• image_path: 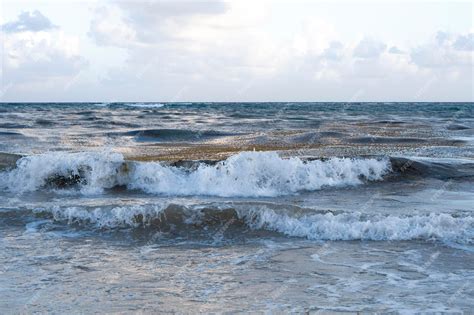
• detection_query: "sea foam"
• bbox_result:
[122,103,165,108]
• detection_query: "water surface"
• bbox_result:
[1,102,473,313]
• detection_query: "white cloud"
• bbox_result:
[88,6,136,47]
[88,0,286,85]
[1,10,87,97]
[85,0,472,101]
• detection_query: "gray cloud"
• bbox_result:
[436,31,449,45]
[410,47,449,68]
[410,31,472,68]
[353,38,386,58]
[453,33,474,51]
[388,46,403,54]
[2,10,57,33]
[321,41,344,61]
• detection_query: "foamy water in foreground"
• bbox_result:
[1,103,473,312]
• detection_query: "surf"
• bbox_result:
[0,151,391,197]
[24,202,474,245]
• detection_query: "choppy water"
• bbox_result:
[0,103,473,313]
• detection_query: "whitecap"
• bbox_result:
[0,151,391,197]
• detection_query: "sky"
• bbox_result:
[1,0,473,102]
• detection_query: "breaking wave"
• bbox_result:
[29,203,474,244]
[0,151,390,197]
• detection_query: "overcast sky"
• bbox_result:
[1,0,473,102]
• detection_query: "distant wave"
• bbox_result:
[0,151,390,197]
[93,103,165,108]
[122,103,165,108]
[29,203,474,244]
[112,128,238,142]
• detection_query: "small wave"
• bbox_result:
[122,103,165,108]
[92,103,109,107]
[446,124,470,131]
[250,208,473,244]
[0,123,29,129]
[35,119,55,126]
[0,131,24,136]
[92,103,165,109]
[453,136,474,144]
[31,203,474,244]
[115,128,237,142]
[350,137,427,144]
[0,151,390,197]
[390,156,474,179]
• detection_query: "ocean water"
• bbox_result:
[0,102,473,313]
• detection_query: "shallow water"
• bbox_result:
[0,103,473,313]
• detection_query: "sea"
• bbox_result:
[0,102,473,313]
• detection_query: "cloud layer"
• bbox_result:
[1,1,473,101]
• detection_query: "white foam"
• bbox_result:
[0,151,127,194]
[129,152,390,197]
[123,103,165,108]
[32,204,474,244]
[35,204,168,228]
[241,207,474,243]
[0,151,391,197]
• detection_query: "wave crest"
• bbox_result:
[0,151,391,197]
[0,151,127,194]
[31,203,474,244]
